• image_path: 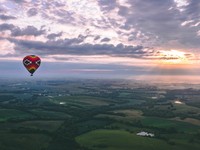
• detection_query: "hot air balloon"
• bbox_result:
[23,55,41,76]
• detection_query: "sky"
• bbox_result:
[0,0,200,82]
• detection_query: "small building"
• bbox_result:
[136,131,154,137]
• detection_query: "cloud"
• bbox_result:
[0,8,4,13]
[47,32,62,40]
[183,0,200,19]
[11,26,46,36]
[101,37,111,42]
[0,23,45,37]
[0,14,16,20]
[94,36,101,41]
[10,0,25,3]
[27,8,38,17]
[98,0,117,11]
[0,0,200,80]
[0,23,15,31]
[0,39,15,55]
[0,0,200,64]
[117,0,200,48]
[7,36,151,58]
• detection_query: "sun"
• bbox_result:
[156,50,191,65]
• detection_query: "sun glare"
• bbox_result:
[156,50,191,65]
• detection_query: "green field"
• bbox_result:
[171,117,200,126]
[95,109,143,122]
[29,109,71,119]
[51,96,110,106]
[0,133,51,150]
[173,102,200,115]
[113,109,143,118]
[0,109,35,122]
[141,117,200,133]
[76,129,200,150]
[18,120,64,132]
[0,80,200,150]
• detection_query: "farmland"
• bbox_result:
[0,79,200,150]
[76,129,200,150]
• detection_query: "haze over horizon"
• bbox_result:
[0,0,200,82]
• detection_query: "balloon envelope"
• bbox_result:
[23,55,41,76]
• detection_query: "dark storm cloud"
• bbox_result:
[0,23,15,31]
[0,14,16,20]
[27,8,38,17]
[7,37,149,58]
[11,26,45,36]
